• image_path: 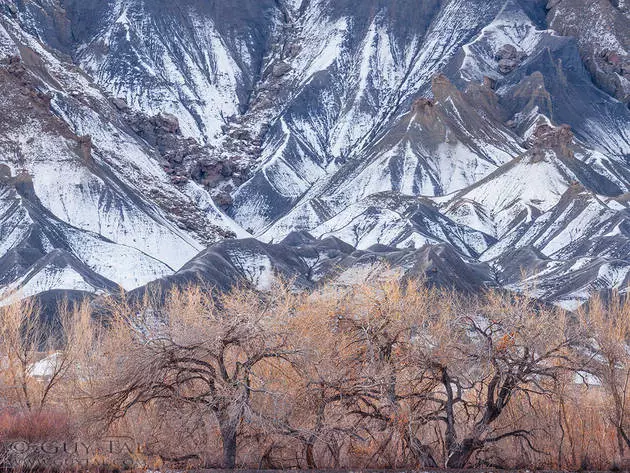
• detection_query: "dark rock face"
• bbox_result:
[1,0,630,307]
[530,123,574,158]
[547,0,630,104]
[495,44,528,74]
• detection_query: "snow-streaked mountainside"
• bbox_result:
[1,0,630,308]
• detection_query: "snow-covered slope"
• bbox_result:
[2,0,630,306]
[0,5,246,299]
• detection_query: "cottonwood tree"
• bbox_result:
[0,297,87,412]
[287,278,447,468]
[97,284,298,468]
[320,281,580,468]
[284,285,379,468]
[337,279,444,468]
[579,292,630,457]
[408,291,580,468]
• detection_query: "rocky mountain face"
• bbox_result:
[0,0,629,308]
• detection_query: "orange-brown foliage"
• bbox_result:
[1,278,630,471]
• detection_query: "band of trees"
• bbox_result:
[1,278,630,471]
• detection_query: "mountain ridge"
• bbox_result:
[1,0,629,308]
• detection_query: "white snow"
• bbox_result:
[0,21,18,59]
[79,5,244,141]
[0,266,100,304]
[28,353,63,378]
[2,0,630,309]
[453,151,573,239]
[461,1,552,82]
[228,250,275,290]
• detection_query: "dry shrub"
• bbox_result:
[0,409,73,443]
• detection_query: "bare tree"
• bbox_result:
[301,282,580,468]
[409,291,580,468]
[284,286,372,468]
[3,278,630,470]
[287,278,447,468]
[96,284,298,468]
[579,292,630,457]
[0,297,87,412]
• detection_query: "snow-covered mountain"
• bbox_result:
[1,0,629,308]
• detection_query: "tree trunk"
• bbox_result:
[445,439,478,469]
[446,450,472,469]
[405,432,438,468]
[220,420,238,468]
[305,440,316,469]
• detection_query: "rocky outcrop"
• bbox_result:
[530,123,574,159]
[411,97,434,114]
[77,135,93,163]
[272,60,292,78]
[115,106,253,208]
[431,73,460,101]
[495,43,528,74]
[111,97,129,112]
[128,112,181,151]
[547,0,630,104]
[599,49,630,101]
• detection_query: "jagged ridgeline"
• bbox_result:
[0,0,629,308]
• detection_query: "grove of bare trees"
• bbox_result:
[1,277,630,471]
